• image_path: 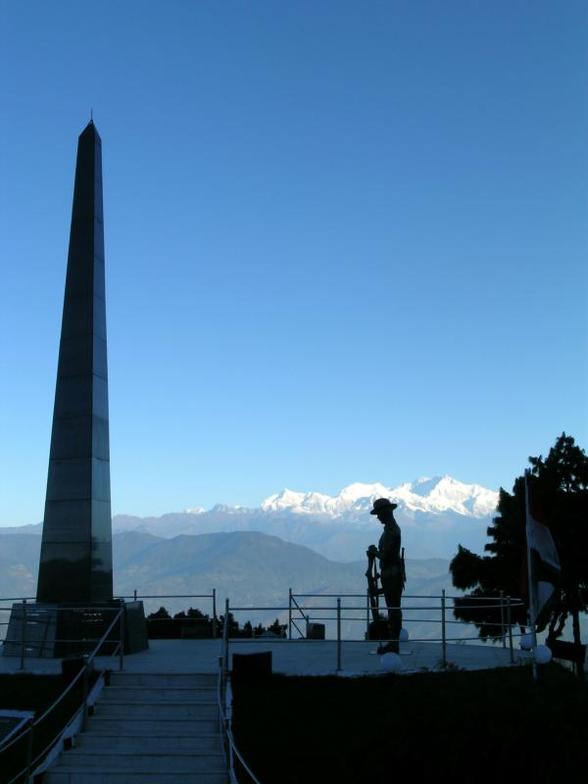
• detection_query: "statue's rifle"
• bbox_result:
[365,548,382,624]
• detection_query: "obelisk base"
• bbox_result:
[3,600,148,659]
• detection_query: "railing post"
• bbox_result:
[228,738,235,782]
[217,655,225,741]
[222,650,228,683]
[25,720,34,784]
[288,588,292,640]
[81,663,89,731]
[366,589,370,640]
[441,590,447,667]
[223,598,230,677]
[20,599,27,671]
[500,590,506,648]
[133,588,137,601]
[212,589,218,639]
[507,597,514,664]
[119,608,125,671]
[336,598,342,672]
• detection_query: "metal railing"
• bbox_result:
[0,591,218,781]
[0,601,126,666]
[0,606,124,784]
[291,589,521,645]
[216,591,524,784]
[0,591,219,664]
[114,591,218,637]
[0,589,524,784]
[288,589,308,639]
[222,591,525,672]
[218,612,262,784]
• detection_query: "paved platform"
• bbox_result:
[0,637,520,676]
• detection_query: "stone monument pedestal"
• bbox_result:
[3,599,148,659]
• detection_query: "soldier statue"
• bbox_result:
[367,498,405,654]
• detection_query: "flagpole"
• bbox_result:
[524,469,539,681]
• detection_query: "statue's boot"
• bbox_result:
[377,640,399,655]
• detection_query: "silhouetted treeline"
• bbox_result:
[146,606,286,639]
[450,433,588,658]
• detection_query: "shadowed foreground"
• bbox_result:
[233,666,588,783]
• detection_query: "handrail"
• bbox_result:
[217,661,262,784]
[290,598,306,617]
[0,606,124,783]
[0,592,220,658]
[226,725,263,784]
[227,602,523,612]
[216,594,525,781]
[290,619,306,638]
[288,590,308,640]
[298,614,510,621]
[223,632,522,644]
[118,593,214,599]
[0,718,33,756]
[35,607,122,729]
[224,592,526,672]
[0,608,123,615]
[220,594,525,645]
[27,671,104,783]
[290,593,306,618]
[1,608,122,753]
[0,591,216,606]
[119,590,218,636]
[291,592,521,600]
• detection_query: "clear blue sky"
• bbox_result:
[0,1,586,524]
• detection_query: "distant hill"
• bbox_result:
[0,534,41,597]
[0,529,456,640]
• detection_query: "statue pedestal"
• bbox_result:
[3,600,148,659]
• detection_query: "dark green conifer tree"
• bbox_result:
[450,434,588,647]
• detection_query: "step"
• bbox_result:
[45,771,228,784]
[44,668,228,784]
[107,672,217,688]
[101,687,215,702]
[55,751,226,773]
[77,733,223,753]
[88,716,218,735]
[94,701,217,719]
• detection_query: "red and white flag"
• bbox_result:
[524,471,561,630]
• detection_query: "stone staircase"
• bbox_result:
[45,672,228,783]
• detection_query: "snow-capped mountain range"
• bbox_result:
[260,476,497,519]
[111,476,499,561]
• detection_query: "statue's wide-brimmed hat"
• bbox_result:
[369,497,398,515]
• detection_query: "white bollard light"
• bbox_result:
[520,633,534,651]
[399,628,410,642]
[380,652,403,673]
[534,645,553,665]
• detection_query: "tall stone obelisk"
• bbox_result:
[36,121,113,604]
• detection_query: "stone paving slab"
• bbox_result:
[222,638,518,675]
[0,638,521,677]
